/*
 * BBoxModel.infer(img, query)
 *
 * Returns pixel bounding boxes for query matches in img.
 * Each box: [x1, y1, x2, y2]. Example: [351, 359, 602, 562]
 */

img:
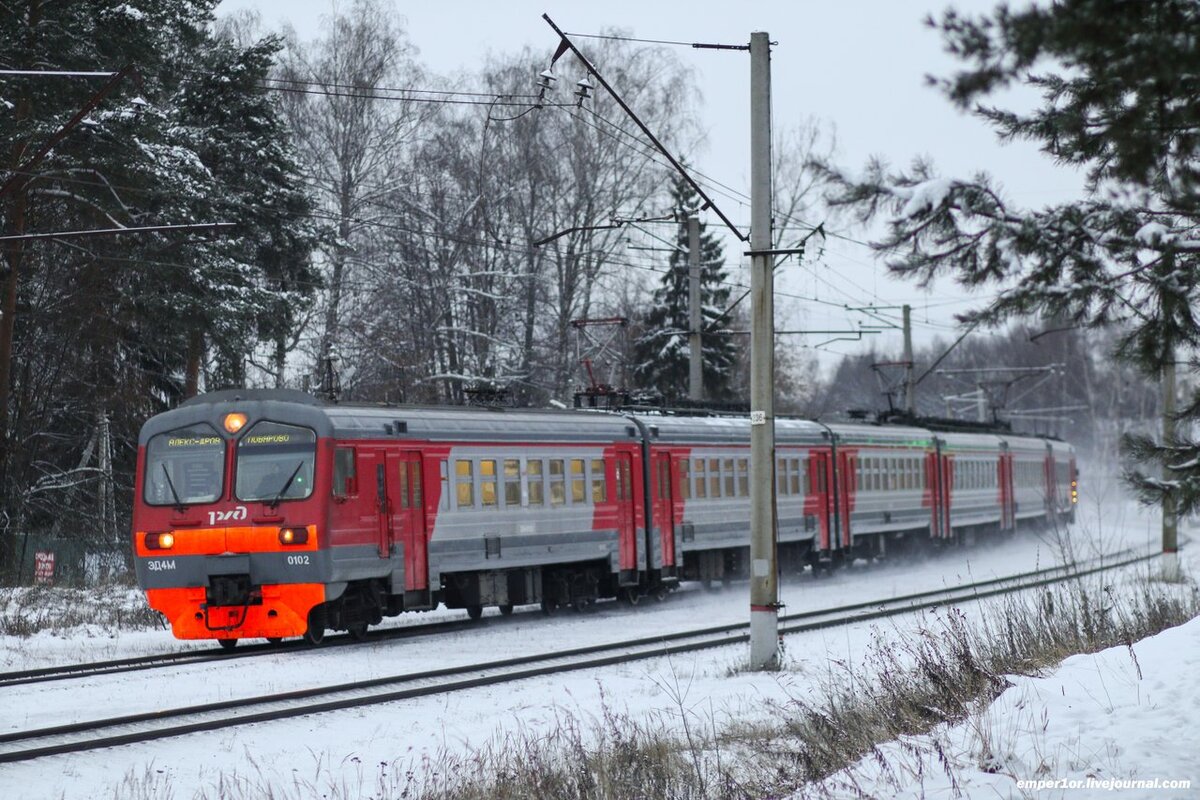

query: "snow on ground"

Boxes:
[816, 615, 1200, 799]
[0, 480, 1190, 799]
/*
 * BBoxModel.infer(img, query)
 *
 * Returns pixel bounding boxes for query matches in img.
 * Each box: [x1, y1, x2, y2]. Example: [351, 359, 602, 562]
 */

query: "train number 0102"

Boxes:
[286, 555, 311, 566]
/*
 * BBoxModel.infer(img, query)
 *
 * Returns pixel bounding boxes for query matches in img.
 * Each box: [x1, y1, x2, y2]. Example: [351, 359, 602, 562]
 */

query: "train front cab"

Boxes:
[132, 390, 336, 645]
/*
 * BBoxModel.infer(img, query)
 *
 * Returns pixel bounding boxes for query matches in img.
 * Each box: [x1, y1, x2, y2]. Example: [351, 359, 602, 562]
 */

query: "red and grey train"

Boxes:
[132, 389, 1078, 646]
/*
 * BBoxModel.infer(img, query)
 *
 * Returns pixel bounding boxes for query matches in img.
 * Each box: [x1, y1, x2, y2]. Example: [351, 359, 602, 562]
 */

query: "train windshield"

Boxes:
[235, 421, 317, 503]
[144, 424, 225, 506]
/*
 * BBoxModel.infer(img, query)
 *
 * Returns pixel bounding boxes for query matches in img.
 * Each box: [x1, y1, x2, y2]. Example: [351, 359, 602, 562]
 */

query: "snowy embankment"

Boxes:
[0, 479, 1193, 799]
[815, 615, 1200, 799]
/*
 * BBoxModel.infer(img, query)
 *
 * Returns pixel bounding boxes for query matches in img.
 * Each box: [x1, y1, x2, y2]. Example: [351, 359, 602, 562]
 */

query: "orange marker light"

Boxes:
[146, 531, 175, 550]
[224, 413, 248, 434]
[279, 527, 309, 545]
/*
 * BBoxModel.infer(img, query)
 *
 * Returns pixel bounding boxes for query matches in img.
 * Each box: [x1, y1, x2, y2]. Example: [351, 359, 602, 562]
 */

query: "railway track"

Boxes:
[0, 539, 1145, 690]
[0, 613, 486, 689]
[0, 545, 1158, 764]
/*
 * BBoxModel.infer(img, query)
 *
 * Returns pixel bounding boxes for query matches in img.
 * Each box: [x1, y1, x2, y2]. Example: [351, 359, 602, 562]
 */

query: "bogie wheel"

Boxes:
[466, 605, 483, 621]
[621, 587, 641, 606]
[303, 607, 327, 647]
[218, 638, 237, 651]
[266, 637, 283, 645]
[347, 622, 369, 642]
[541, 598, 558, 615]
[498, 604, 514, 616]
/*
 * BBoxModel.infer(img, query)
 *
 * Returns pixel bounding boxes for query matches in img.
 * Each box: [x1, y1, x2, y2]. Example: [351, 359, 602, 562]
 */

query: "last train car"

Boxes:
[132, 389, 643, 646]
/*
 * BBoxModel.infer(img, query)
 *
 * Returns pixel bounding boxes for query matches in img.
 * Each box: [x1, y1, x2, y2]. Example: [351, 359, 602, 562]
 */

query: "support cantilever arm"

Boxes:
[542, 14, 748, 242]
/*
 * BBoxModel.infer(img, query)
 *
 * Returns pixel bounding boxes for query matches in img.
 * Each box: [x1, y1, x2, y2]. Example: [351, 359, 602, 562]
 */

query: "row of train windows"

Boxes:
[678, 457, 750, 500]
[676, 456, 811, 501]
[1015, 461, 1043, 488]
[953, 459, 997, 490]
[855, 456, 925, 492]
[442, 457, 632, 511]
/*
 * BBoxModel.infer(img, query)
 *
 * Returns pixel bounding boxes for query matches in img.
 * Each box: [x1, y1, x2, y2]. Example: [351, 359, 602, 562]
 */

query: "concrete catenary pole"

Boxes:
[1162, 356, 1180, 581]
[688, 214, 703, 402]
[748, 31, 778, 670]
[902, 304, 915, 415]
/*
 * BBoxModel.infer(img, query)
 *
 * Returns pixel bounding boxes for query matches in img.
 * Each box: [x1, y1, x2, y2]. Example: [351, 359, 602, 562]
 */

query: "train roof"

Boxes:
[147, 389, 636, 444]
[823, 422, 936, 448]
[324, 404, 634, 443]
[626, 413, 827, 445]
[145, 390, 1075, 455]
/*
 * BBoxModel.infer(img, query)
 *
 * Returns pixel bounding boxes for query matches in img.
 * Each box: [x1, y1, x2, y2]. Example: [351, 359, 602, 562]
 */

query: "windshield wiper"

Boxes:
[161, 464, 186, 513]
[268, 461, 306, 509]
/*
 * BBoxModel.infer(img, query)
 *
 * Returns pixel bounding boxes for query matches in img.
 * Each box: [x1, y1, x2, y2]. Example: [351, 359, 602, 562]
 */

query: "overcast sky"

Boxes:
[217, 0, 1084, 369]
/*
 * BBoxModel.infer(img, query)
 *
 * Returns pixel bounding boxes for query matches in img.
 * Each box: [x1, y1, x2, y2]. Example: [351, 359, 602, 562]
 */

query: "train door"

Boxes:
[655, 453, 676, 572]
[998, 452, 1014, 530]
[940, 453, 954, 538]
[615, 452, 637, 571]
[926, 449, 950, 539]
[837, 450, 854, 549]
[367, 448, 395, 558]
[810, 451, 834, 552]
[1043, 450, 1055, 513]
[396, 451, 428, 590]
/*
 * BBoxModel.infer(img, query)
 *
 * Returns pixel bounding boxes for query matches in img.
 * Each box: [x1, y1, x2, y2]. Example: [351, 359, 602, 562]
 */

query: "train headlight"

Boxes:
[145, 531, 175, 550]
[224, 413, 248, 434]
[279, 527, 309, 545]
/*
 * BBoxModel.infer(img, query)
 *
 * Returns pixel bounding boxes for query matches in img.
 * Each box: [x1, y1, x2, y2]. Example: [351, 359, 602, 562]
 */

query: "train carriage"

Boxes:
[631, 415, 828, 583]
[132, 389, 1079, 646]
[936, 432, 1007, 539]
[823, 423, 937, 558]
[134, 389, 647, 645]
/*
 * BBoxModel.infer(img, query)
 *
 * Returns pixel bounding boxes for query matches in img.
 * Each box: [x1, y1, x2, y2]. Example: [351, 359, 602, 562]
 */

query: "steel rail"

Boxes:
[0, 545, 1159, 764]
[0, 541, 1139, 689]
[0, 614, 493, 688]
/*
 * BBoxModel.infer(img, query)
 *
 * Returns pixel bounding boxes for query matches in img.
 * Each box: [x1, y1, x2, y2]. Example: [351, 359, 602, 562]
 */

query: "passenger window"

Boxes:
[528, 459, 544, 506]
[738, 458, 749, 496]
[411, 459, 422, 508]
[571, 459, 586, 503]
[549, 459, 565, 505]
[504, 459, 521, 506]
[694, 459, 707, 498]
[724, 458, 735, 497]
[455, 460, 474, 508]
[789, 458, 800, 495]
[398, 461, 409, 508]
[439, 460, 449, 510]
[617, 460, 633, 500]
[480, 459, 497, 507]
[333, 447, 356, 498]
[592, 459, 607, 503]
[778, 457, 789, 495]
[679, 459, 691, 499]
[709, 458, 721, 498]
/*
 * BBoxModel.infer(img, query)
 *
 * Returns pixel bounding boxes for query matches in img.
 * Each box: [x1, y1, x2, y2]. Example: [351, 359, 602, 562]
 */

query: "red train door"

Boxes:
[810, 451, 834, 551]
[656, 453, 676, 570]
[837, 450, 854, 549]
[940, 454, 954, 538]
[397, 451, 428, 590]
[998, 453, 1014, 530]
[368, 449, 394, 558]
[927, 451, 951, 539]
[615, 452, 637, 571]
